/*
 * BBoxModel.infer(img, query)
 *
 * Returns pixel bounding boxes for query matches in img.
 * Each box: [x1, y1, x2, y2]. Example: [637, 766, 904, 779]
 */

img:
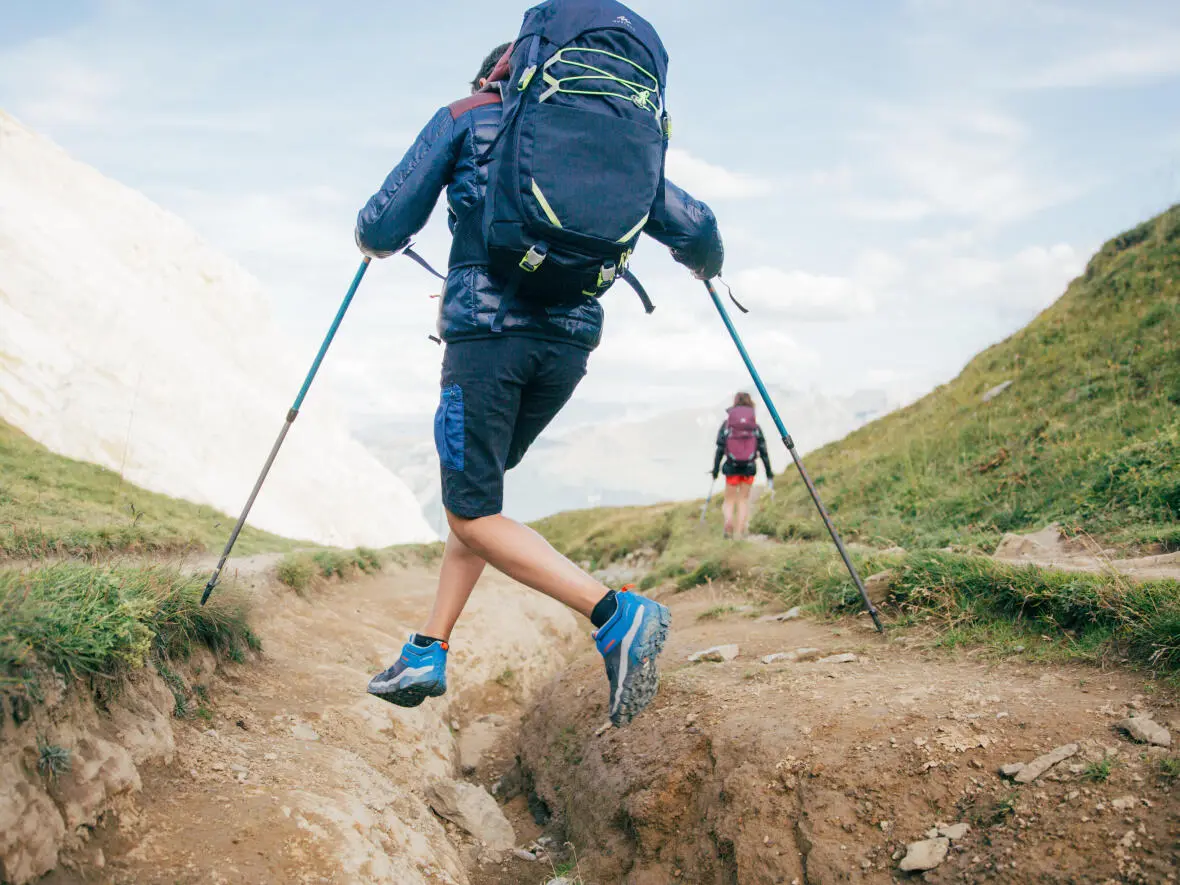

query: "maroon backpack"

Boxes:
[724, 405, 758, 462]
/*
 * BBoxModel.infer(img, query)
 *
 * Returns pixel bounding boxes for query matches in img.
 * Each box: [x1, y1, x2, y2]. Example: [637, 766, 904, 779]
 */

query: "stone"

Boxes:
[688, 644, 739, 663]
[939, 823, 971, 841]
[1015, 743, 1079, 783]
[426, 779, 515, 851]
[762, 647, 823, 665]
[863, 571, 893, 605]
[816, 653, 857, 665]
[898, 837, 949, 872]
[982, 380, 1013, 403]
[546, 879, 576, 885]
[56, 737, 142, 831]
[1117, 717, 1171, 747]
[290, 723, 320, 742]
[1110, 796, 1137, 812]
[759, 607, 802, 622]
[512, 848, 538, 862]
[0, 762, 67, 885]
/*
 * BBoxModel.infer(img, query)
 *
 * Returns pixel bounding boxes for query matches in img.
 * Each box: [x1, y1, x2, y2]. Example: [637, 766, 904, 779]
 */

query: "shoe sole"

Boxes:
[367, 681, 446, 709]
[610, 604, 671, 727]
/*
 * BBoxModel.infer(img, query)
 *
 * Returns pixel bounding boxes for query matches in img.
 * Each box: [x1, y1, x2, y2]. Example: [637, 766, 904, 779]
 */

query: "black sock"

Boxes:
[590, 590, 618, 629]
[412, 634, 446, 648]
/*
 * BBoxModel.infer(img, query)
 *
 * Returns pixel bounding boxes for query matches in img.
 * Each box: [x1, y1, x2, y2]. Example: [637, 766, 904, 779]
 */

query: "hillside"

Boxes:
[0, 415, 291, 559]
[754, 204, 1180, 552]
[0, 109, 433, 547]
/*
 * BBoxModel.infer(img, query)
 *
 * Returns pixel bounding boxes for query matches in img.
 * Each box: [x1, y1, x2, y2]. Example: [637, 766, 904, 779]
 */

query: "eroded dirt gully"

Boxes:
[516, 581, 1180, 885]
[33, 562, 580, 885]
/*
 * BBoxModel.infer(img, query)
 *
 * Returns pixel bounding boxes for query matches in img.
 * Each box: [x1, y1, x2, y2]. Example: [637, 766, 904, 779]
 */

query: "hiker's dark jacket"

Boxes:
[355, 91, 724, 351]
[714, 422, 773, 478]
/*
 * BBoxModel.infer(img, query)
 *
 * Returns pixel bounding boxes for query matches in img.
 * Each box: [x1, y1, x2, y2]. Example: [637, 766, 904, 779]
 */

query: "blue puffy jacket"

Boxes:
[356, 89, 724, 351]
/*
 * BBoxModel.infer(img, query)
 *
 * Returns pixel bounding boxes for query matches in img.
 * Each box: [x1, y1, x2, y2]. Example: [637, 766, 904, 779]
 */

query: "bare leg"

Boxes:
[736, 484, 753, 539]
[722, 483, 736, 537]
[447, 511, 607, 619]
[420, 531, 487, 641]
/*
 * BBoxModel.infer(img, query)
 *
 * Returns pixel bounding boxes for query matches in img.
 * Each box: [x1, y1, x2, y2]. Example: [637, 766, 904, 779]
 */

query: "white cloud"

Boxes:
[730, 266, 876, 321]
[1021, 31, 1180, 89]
[845, 105, 1079, 225]
[665, 148, 767, 201]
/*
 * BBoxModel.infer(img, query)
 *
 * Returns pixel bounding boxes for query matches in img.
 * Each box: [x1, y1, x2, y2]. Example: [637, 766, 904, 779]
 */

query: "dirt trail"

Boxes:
[35, 541, 1179, 885]
[516, 582, 1180, 885]
[45, 563, 579, 885]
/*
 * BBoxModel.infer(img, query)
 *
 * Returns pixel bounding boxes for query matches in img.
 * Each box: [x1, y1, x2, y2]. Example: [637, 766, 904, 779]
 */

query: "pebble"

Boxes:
[1110, 796, 1137, 812]
[899, 837, 949, 872]
[264, 753, 278, 761]
[512, 849, 537, 862]
[816, 653, 857, 665]
[688, 644, 740, 663]
[761, 647, 822, 665]
[211, 762, 226, 772]
[1117, 716, 1172, 747]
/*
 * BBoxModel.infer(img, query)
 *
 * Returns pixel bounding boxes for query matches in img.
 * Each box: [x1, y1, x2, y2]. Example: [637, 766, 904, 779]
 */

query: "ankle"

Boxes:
[412, 633, 448, 649]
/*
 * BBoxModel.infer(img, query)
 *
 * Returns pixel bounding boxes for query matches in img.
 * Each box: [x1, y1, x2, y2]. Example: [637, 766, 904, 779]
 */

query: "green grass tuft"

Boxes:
[275, 547, 386, 594]
[0, 563, 256, 716]
[1082, 757, 1116, 782]
[36, 737, 72, 782]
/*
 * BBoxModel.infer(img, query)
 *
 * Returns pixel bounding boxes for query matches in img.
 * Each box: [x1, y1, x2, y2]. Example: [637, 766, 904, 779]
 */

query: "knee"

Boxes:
[446, 510, 489, 552]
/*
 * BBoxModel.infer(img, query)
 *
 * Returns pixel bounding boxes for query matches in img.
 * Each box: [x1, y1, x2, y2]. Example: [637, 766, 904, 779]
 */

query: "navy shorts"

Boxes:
[435, 336, 588, 519]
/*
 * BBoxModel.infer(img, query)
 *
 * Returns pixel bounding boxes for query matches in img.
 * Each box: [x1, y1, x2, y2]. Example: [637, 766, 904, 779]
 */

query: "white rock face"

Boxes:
[0, 111, 433, 546]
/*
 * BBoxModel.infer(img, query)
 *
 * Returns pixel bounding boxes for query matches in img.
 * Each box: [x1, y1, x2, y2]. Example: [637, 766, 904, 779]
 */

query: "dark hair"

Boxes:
[734, 392, 755, 408]
[472, 42, 513, 93]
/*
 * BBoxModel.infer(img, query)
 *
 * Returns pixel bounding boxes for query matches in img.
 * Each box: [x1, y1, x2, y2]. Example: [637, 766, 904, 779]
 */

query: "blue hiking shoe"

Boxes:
[367, 635, 448, 708]
[594, 587, 671, 726]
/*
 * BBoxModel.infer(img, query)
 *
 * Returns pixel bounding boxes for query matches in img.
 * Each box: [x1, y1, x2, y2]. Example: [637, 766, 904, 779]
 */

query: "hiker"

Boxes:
[712, 392, 773, 540]
[354, 1, 723, 726]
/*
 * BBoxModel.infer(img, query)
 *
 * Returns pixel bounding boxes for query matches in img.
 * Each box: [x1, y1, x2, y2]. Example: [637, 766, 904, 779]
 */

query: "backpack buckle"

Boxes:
[598, 262, 617, 287]
[519, 243, 548, 272]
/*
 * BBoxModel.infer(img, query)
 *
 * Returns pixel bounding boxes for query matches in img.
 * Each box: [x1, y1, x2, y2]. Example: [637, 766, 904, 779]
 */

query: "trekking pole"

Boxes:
[201, 257, 372, 605]
[699, 476, 717, 525]
[702, 279, 884, 633]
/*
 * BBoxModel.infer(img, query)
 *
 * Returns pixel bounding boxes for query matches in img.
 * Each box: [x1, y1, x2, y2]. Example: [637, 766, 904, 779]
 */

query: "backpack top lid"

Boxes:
[727, 405, 756, 431]
[518, 0, 668, 80]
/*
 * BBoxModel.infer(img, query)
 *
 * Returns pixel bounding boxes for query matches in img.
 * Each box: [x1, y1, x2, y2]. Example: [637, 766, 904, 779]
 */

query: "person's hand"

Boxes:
[711, 469, 720, 480]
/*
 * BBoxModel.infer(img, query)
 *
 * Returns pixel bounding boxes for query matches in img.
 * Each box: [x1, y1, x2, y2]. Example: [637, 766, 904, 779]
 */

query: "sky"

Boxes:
[3, 0, 1179, 440]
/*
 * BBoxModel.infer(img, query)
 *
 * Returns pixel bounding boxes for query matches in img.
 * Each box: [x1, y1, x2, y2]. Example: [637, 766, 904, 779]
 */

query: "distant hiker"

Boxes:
[712, 392, 773, 539]
[354, 0, 723, 726]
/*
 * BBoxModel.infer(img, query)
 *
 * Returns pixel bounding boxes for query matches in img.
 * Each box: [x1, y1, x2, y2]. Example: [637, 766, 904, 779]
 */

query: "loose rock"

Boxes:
[1117, 717, 1171, 747]
[939, 823, 971, 841]
[863, 571, 893, 605]
[426, 780, 515, 851]
[1015, 743, 1078, 783]
[688, 644, 739, 663]
[982, 380, 1013, 402]
[290, 723, 320, 742]
[759, 607, 802, 623]
[816, 653, 857, 665]
[899, 837, 949, 872]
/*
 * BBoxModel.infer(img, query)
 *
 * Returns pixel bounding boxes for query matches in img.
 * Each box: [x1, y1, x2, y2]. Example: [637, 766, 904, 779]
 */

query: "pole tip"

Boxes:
[200, 580, 216, 606]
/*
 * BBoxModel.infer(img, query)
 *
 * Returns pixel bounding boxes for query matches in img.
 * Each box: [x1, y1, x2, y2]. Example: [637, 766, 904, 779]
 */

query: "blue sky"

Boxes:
[2, 0, 1178, 440]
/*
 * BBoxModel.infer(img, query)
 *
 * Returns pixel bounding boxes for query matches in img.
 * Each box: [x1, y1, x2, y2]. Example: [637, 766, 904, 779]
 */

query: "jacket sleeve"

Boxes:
[355, 108, 460, 258]
[643, 178, 724, 279]
[713, 422, 728, 476]
[756, 427, 773, 478]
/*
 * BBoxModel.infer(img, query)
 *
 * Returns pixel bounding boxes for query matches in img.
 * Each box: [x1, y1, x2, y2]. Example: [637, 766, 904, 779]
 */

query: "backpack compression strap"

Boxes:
[622, 268, 655, 314]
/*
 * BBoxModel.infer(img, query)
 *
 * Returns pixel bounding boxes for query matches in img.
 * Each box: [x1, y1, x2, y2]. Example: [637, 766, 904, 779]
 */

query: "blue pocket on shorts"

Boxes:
[434, 384, 465, 471]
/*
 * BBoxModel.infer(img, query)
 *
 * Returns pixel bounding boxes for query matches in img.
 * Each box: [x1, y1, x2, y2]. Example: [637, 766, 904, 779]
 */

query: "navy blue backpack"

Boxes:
[483, 0, 670, 315]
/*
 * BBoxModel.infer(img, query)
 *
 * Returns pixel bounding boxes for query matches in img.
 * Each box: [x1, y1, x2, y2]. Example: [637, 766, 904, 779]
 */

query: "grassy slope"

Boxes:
[754, 204, 1180, 551]
[0, 416, 296, 559]
[534, 207, 1180, 672]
